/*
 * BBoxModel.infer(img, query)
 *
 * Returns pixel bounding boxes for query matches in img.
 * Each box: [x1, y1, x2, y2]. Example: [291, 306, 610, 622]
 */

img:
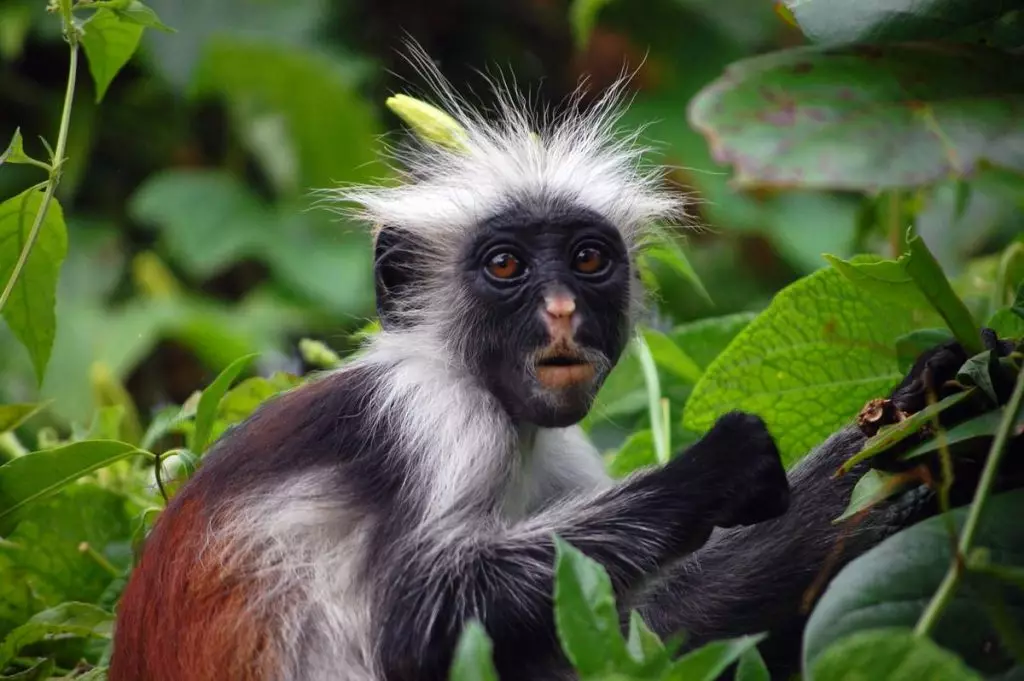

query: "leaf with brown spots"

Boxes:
[688, 43, 1024, 190]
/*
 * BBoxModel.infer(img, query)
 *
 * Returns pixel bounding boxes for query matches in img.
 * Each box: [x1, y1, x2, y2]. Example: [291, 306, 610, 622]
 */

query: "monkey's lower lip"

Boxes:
[535, 361, 596, 389]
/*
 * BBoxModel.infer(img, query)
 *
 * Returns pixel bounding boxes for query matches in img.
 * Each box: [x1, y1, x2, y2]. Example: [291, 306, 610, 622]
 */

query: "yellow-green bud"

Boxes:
[386, 94, 469, 152]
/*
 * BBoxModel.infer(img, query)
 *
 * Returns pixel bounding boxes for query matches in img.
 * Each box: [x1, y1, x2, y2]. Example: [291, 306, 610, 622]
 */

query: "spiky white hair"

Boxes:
[330, 46, 688, 252]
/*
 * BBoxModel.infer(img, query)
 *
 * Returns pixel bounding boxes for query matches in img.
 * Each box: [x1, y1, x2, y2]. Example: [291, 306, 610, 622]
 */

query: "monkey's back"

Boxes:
[109, 366, 401, 681]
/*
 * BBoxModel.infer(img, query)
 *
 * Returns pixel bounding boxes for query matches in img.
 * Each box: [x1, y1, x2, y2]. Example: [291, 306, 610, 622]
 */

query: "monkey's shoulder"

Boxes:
[189, 364, 400, 498]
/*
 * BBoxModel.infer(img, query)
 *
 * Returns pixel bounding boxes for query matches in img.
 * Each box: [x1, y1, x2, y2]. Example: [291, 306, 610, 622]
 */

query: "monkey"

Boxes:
[108, 56, 1017, 681]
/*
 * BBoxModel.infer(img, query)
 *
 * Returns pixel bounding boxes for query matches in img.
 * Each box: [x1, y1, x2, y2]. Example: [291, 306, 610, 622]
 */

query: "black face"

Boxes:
[455, 202, 632, 427]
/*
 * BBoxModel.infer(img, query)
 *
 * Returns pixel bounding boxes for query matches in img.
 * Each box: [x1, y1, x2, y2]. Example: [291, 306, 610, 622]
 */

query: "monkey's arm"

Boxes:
[374, 412, 790, 681]
[635, 337, 1004, 677]
[633, 426, 929, 676]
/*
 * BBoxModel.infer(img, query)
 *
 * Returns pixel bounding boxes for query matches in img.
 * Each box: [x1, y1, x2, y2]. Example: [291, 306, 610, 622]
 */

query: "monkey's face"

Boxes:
[456, 203, 633, 428]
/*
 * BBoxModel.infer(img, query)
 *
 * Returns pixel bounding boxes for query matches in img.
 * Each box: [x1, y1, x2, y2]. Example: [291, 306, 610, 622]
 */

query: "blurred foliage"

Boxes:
[1, 0, 1024, 679]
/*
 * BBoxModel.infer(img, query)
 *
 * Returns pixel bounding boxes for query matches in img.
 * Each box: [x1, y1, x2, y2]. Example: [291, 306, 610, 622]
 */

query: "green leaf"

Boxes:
[569, 0, 617, 48]
[112, 0, 174, 32]
[902, 406, 1024, 461]
[448, 620, 498, 681]
[190, 354, 256, 454]
[0, 602, 113, 668]
[640, 328, 703, 384]
[668, 313, 757, 371]
[639, 237, 712, 306]
[80, 8, 145, 102]
[0, 129, 39, 167]
[683, 258, 943, 465]
[784, 0, 1016, 45]
[958, 351, 1001, 404]
[989, 309, 1024, 341]
[0, 440, 138, 533]
[688, 43, 1024, 190]
[827, 237, 982, 357]
[839, 390, 976, 473]
[0, 658, 54, 681]
[903, 233, 983, 356]
[626, 610, 668, 669]
[0, 404, 45, 434]
[736, 646, 770, 681]
[1013, 284, 1024, 321]
[834, 469, 904, 523]
[607, 430, 657, 478]
[0, 483, 132, 640]
[206, 372, 301, 444]
[0, 189, 69, 383]
[71, 667, 107, 681]
[810, 628, 982, 681]
[553, 536, 632, 678]
[128, 170, 276, 278]
[191, 37, 384, 190]
[804, 489, 1024, 677]
[895, 328, 955, 373]
[664, 634, 766, 681]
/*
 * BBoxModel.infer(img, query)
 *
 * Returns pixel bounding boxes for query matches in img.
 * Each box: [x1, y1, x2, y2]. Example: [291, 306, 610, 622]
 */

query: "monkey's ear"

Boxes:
[373, 225, 424, 330]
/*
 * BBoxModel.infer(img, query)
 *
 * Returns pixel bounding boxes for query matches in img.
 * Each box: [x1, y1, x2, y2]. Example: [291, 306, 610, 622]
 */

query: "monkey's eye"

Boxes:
[572, 246, 609, 276]
[485, 252, 524, 281]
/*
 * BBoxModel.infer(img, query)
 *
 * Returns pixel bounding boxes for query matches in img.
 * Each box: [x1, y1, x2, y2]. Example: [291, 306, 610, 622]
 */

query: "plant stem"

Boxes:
[915, 364, 1024, 637]
[0, 17, 78, 314]
[885, 191, 904, 258]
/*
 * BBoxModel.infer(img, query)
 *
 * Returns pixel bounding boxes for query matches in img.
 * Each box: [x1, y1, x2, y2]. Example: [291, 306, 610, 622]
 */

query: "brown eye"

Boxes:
[486, 252, 523, 280]
[573, 247, 607, 275]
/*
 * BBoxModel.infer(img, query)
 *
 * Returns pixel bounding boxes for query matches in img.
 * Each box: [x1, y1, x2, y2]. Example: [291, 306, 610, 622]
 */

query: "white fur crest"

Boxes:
[328, 45, 687, 250]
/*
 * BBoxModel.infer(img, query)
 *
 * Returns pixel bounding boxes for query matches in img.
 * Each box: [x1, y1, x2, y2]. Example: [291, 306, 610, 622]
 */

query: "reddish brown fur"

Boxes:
[109, 493, 280, 681]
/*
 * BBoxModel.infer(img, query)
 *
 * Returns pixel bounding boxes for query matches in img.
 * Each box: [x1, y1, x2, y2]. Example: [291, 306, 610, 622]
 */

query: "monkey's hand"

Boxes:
[867, 328, 1018, 475]
[887, 328, 1014, 417]
[674, 411, 791, 529]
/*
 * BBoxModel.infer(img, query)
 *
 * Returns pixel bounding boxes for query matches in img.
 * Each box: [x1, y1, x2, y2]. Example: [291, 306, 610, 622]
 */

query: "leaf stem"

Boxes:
[885, 191, 904, 258]
[915, 364, 1024, 637]
[0, 18, 78, 314]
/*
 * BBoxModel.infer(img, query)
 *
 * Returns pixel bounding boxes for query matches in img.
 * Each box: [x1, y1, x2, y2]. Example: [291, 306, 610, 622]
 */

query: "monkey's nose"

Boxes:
[544, 293, 576, 318]
[541, 292, 577, 341]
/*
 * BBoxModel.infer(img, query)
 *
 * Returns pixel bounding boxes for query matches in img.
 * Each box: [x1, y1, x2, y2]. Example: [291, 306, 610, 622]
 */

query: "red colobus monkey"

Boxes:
[109, 55, 978, 681]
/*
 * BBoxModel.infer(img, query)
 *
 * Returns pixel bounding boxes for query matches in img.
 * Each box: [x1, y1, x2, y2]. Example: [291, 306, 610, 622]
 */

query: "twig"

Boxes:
[915, 364, 1024, 636]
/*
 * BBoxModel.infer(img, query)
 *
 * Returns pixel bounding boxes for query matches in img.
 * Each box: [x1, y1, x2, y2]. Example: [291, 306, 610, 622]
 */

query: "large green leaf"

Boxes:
[683, 258, 942, 464]
[0, 440, 139, 532]
[80, 8, 145, 102]
[688, 44, 1024, 190]
[0, 189, 68, 383]
[190, 37, 384, 191]
[608, 0, 861, 265]
[784, 0, 1016, 45]
[0, 602, 112, 668]
[804, 489, 1024, 677]
[810, 628, 982, 681]
[0, 484, 133, 640]
[553, 536, 633, 678]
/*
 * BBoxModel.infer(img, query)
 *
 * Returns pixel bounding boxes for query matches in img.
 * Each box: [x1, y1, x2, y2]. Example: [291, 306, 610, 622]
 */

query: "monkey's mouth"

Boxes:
[534, 353, 597, 389]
